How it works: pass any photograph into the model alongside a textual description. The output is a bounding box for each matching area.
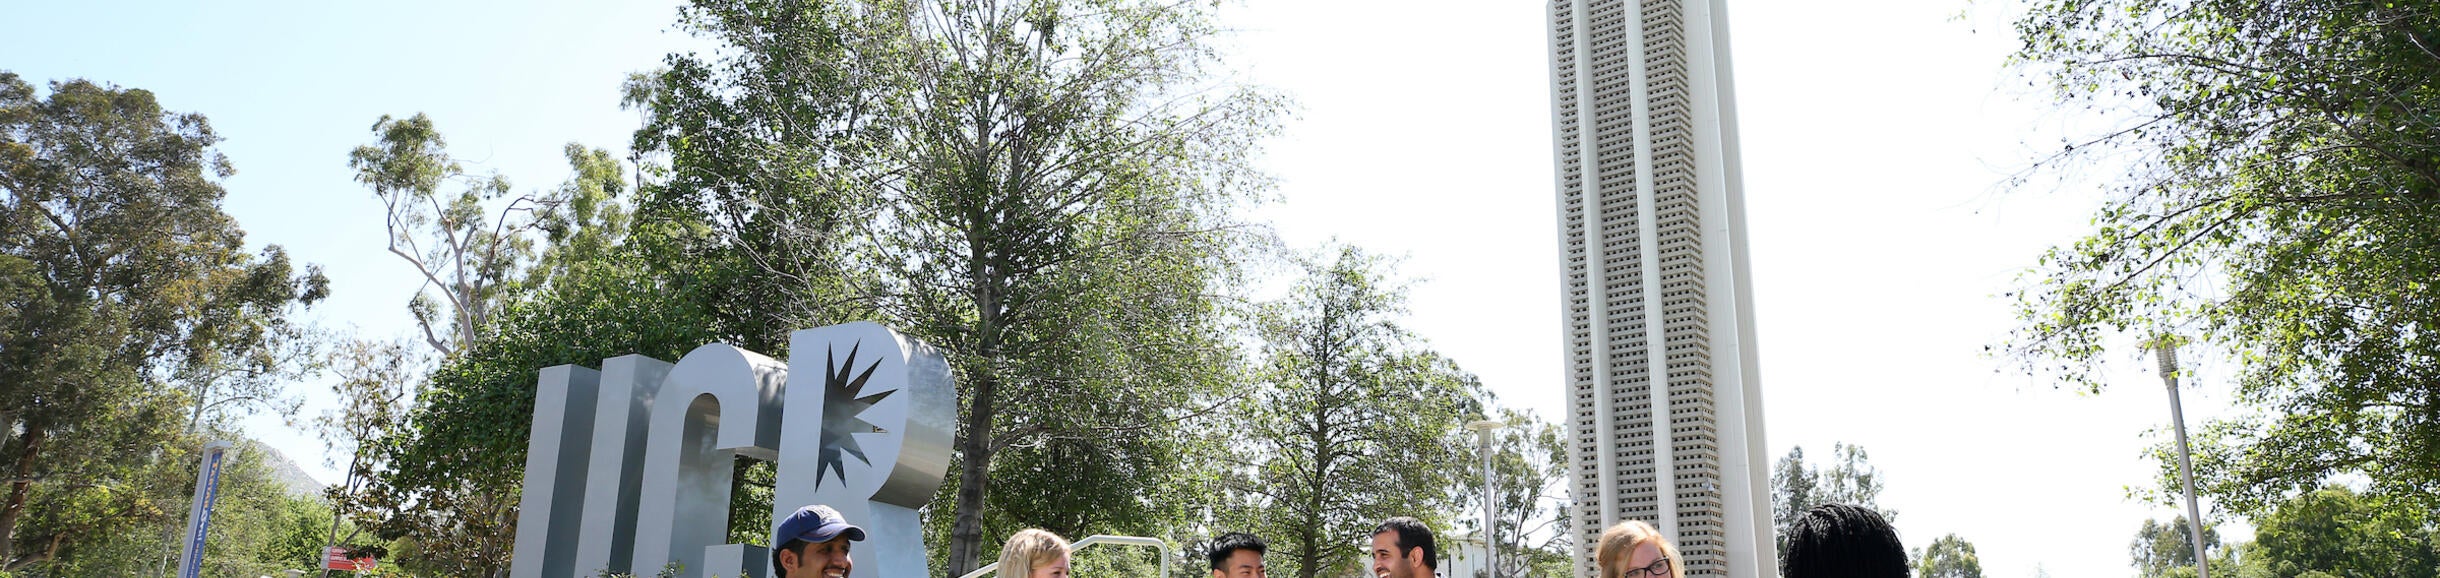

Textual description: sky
[3,1,2251,577]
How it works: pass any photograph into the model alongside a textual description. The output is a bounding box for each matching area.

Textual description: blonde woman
[996,528,1073,578]
[1595,521,1684,578]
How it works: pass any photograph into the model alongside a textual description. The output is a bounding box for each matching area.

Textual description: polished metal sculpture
[772,323,955,578]
[508,322,956,578]
[571,356,674,577]
[628,343,788,577]
[510,365,604,578]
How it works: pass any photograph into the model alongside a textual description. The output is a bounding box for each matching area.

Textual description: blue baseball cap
[775,504,867,546]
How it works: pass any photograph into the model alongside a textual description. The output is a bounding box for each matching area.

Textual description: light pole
[1467,419,1506,578]
[2154,338,2210,578]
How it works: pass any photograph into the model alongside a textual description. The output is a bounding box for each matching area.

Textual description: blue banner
[177,443,229,578]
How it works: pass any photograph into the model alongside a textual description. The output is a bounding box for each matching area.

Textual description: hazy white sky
[2,1,2249,576]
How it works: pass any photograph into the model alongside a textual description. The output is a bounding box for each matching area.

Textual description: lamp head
[2154,339,2179,379]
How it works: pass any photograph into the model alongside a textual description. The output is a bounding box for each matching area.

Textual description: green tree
[4,426,193,574]
[1771,447,1817,547]
[874,1,1276,571]
[2131,516,2219,578]
[1455,408,1571,578]
[364,227,714,578]
[197,444,333,577]
[1772,443,1895,550]
[2201,541,2252,578]
[1912,534,1984,578]
[267,488,344,575]
[317,337,424,577]
[626,0,934,566]
[173,318,325,433]
[347,118,681,576]
[631,1,1280,574]
[2247,486,2437,578]
[1239,246,1483,578]
[340,105,662,574]
[366,245,720,577]
[28,441,330,577]
[0,73,325,567]
[2002,0,2440,516]
[622,0,897,355]
[527,143,631,289]
[350,113,539,357]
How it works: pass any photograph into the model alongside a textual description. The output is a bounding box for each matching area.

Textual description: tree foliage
[2131,516,2219,578]
[1236,246,1483,578]
[623,0,898,355]
[1456,408,1572,578]
[2245,486,2437,578]
[194,445,335,577]
[2003,0,2440,516]
[1771,443,1895,551]
[0,72,325,569]
[632,0,1279,574]
[316,336,426,574]
[529,143,632,289]
[351,113,541,357]
[348,116,690,577]
[879,0,1276,571]
[362,243,721,577]
[27,443,333,578]
[1912,533,1983,578]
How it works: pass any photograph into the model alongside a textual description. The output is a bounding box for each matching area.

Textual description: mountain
[244,440,328,499]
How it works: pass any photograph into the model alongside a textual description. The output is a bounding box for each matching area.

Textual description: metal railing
[953,535,1169,578]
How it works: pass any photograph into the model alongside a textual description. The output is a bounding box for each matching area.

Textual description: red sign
[325,546,377,571]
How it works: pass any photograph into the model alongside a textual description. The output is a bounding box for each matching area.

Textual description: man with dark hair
[1781,504,1909,578]
[1369,517,1437,578]
[1208,532,1267,578]
[772,504,865,578]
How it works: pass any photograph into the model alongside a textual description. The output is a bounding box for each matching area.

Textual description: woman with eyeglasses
[1595,521,1684,578]
[995,528,1073,578]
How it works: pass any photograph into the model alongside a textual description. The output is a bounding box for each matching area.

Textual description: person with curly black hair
[1781,504,1909,578]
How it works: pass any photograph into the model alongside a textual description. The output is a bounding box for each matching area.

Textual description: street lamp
[2154,338,2211,578]
[1467,419,1506,578]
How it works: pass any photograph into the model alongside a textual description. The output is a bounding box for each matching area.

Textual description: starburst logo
[817,341,895,489]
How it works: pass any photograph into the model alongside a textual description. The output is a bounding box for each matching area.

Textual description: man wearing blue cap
[773,504,866,578]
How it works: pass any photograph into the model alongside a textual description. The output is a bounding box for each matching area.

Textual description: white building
[1440,534,1493,578]
[1544,1,1773,578]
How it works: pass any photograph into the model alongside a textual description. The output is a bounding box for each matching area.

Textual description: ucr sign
[508,322,955,578]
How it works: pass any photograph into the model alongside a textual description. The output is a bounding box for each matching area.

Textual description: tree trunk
[0,424,44,565]
[3,532,62,571]
[1298,526,1323,578]
[946,180,1007,576]
[945,369,1000,576]
[1300,426,1331,578]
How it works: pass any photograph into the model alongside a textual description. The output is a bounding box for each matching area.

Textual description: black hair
[1209,532,1267,571]
[1781,504,1909,578]
[1371,517,1438,570]
[772,539,809,578]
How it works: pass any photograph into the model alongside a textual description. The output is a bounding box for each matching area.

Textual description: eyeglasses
[1619,557,1671,578]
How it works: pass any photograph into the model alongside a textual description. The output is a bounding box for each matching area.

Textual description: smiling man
[1368,517,1437,578]
[1208,532,1267,578]
[773,504,865,578]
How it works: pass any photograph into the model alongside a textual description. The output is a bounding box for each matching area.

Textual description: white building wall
[1441,536,1493,578]
[1547,1,1771,577]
